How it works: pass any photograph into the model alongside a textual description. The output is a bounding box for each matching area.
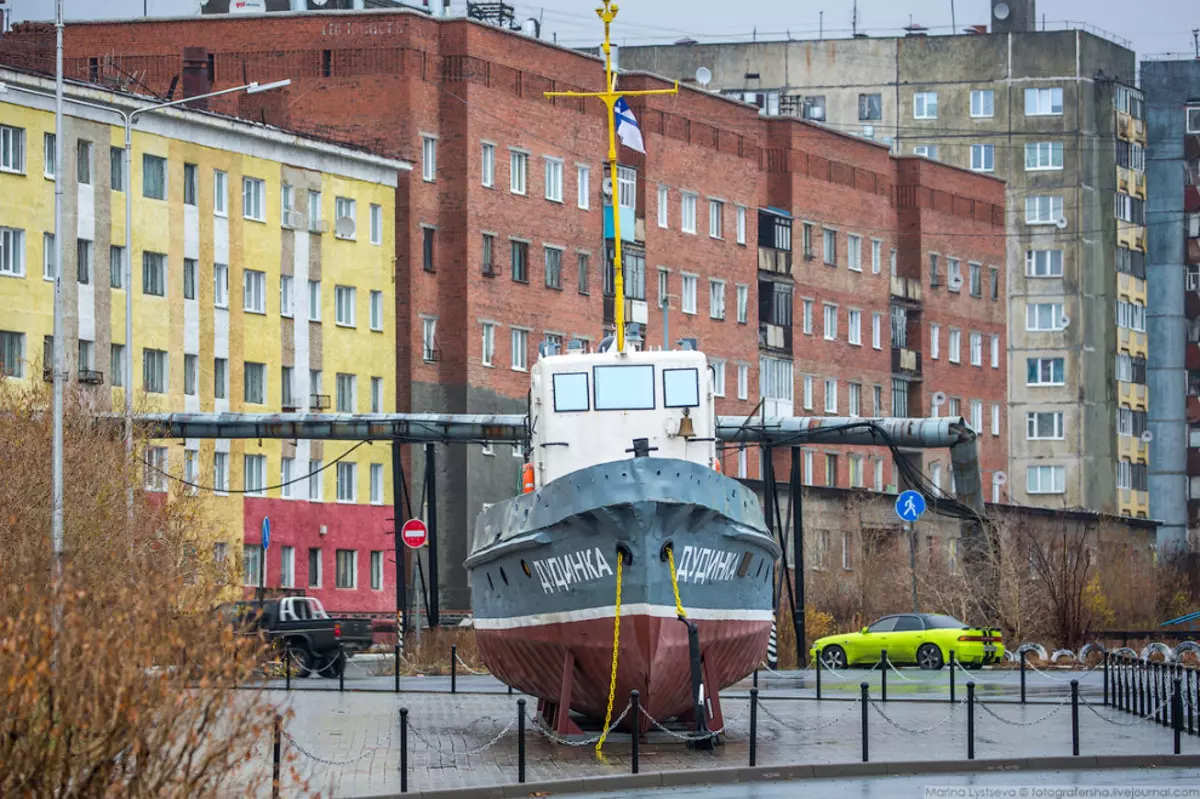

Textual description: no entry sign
[401,518,428,549]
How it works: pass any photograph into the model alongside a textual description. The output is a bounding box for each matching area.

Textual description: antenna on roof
[852,0,857,36]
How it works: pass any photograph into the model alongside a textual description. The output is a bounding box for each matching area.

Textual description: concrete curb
[365,753,1200,799]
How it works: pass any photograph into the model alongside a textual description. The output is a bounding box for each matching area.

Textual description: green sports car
[810,613,1005,670]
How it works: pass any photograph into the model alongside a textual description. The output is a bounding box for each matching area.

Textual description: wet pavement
[236,663,1200,798]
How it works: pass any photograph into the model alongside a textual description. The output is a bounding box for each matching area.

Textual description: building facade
[1142,58,1200,554]
[0,8,1007,613]
[616,0,1146,518]
[0,66,407,612]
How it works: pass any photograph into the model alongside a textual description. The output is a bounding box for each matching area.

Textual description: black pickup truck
[219,596,373,677]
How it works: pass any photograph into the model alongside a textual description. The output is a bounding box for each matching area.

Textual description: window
[848,382,861,417]
[307,189,322,231]
[369,203,383,245]
[421,135,437,181]
[1025,142,1064,170]
[577,165,590,209]
[824,378,838,413]
[183,353,197,396]
[110,343,124,386]
[281,457,295,499]
[281,366,294,408]
[913,91,938,119]
[422,318,437,362]
[214,358,227,399]
[873,385,883,416]
[510,150,528,194]
[801,298,813,335]
[308,460,322,502]
[75,139,92,185]
[681,274,697,314]
[335,285,356,326]
[871,240,882,274]
[1025,195,1063,225]
[308,548,322,588]
[213,452,229,494]
[364,376,380,415]
[930,323,940,359]
[712,359,726,397]
[280,183,295,225]
[106,146,125,192]
[802,223,814,259]
[140,251,165,296]
[0,228,25,277]
[823,303,837,340]
[1114,193,1146,225]
[511,240,528,283]
[1027,249,1063,277]
[0,331,24,378]
[681,192,697,234]
[823,229,837,265]
[369,463,384,505]
[991,335,1000,368]
[0,125,25,173]
[709,280,726,320]
[366,289,383,331]
[336,372,357,412]
[970,144,994,172]
[244,454,266,496]
[244,362,265,404]
[334,197,357,239]
[1188,107,1200,135]
[708,200,724,239]
[142,348,167,393]
[1027,357,1065,386]
[73,239,91,285]
[737,363,748,400]
[913,145,939,160]
[545,247,562,289]
[847,234,862,272]
[930,253,941,287]
[43,133,56,179]
[336,550,358,588]
[242,545,262,586]
[800,374,813,410]
[848,309,862,346]
[244,270,265,313]
[238,177,265,221]
[859,93,882,121]
[824,454,838,487]
[989,267,1000,300]
[616,166,636,209]
[1027,465,1065,494]
[544,157,563,202]
[179,163,200,207]
[969,399,983,432]
[278,275,294,318]
[970,89,994,118]
[481,142,495,187]
[1025,87,1064,116]
[948,259,962,292]
[214,264,229,308]
[1027,411,1064,440]
[480,322,496,367]
[871,313,882,349]
[213,169,227,215]
[948,328,961,363]
[578,252,590,294]
[511,328,528,371]
[363,550,382,591]
[657,185,668,228]
[179,257,196,300]
[891,378,909,416]
[969,332,982,366]
[336,462,357,502]
[736,206,746,245]
[1027,302,1065,331]
[281,547,295,588]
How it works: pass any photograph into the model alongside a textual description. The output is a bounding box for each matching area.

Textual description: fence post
[966,681,975,761]
[451,644,458,694]
[949,650,956,704]
[1188,669,1195,735]
[881,650,888,702]
[1070,679,1080,756]
[394,643,400,693]
[753,668,759,688]
[285,642,291,692]
[749,687,759,767]
[1103,652,1109,707]
[860,681,869,763]
[1153,662,1161,725]
[338,644,345,693]
[815,654,822,700]
[399,707,409,794]
[1020,650,1026,704]
[517,697,527,783]
[1174,678,1183,755]
[630,690,640,775]
[508,684,514,695]
[271,713,282,799]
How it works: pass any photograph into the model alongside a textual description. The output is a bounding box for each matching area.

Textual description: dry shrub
[400,626,484,674]
[0,379,300,797]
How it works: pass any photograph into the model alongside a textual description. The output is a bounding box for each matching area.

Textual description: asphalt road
[569,767,1200,798]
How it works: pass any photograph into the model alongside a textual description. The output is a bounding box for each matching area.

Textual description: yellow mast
[545,2,678,353]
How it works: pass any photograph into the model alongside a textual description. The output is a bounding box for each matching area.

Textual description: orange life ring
[522,463,535,493]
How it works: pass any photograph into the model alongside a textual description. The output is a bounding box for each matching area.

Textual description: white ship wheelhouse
[528,346,717,488]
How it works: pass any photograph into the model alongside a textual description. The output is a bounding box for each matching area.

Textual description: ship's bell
[677,409,696,439]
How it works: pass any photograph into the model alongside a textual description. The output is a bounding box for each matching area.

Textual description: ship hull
[466,457,780,732]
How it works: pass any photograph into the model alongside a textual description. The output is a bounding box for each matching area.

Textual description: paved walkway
[236,669,1199,798]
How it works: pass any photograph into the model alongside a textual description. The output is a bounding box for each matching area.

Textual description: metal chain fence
[757,694,862,733]
[975,696,1071,727]
[869,697,965,735]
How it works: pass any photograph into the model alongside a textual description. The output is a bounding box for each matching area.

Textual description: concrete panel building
[1141,58,1200,554]
[616,1,1147,519]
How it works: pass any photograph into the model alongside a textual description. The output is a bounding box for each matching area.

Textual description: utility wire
[142,440,371,494]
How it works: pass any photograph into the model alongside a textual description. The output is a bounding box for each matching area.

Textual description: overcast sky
[8,0,1198,62]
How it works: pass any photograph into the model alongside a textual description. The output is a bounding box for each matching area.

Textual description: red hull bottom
[477,615,770,733]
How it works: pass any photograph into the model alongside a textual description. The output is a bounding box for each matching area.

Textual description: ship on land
[465,339,781,736]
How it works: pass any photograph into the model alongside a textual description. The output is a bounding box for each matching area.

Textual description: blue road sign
[262,516,271,550]
[894,490,926,523]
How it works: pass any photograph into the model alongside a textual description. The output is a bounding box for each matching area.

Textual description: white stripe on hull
[473,603,774,631]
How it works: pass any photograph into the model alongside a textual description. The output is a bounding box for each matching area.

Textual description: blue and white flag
[614,97,645,154]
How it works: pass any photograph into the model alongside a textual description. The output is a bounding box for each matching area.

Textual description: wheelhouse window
[552,372,590,412]
[593,364,654,411]
[663,368,700,408]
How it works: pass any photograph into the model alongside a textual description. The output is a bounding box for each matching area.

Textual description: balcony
[1117,221,1147,252]
[1190,395,1200,423]
[309,393,331,411]
[758,247,793,276]
[1186,184,1200,214]
[758,321,793,353]
[1188,239,1200,265]
[1190,342,1200,371]
[1118,380,1148,410]
[77,368,104,385]
[890,275,922,304]
[1118,433,1149,463]
[1118,488,1149,518]
[891,347,922,376]
[1190,449,1200,476]
[603,295,615,324]
[1118,327,1148,356]
[1117,271,1146,303]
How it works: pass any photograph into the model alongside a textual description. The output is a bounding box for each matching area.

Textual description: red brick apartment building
[0,10,1007,613]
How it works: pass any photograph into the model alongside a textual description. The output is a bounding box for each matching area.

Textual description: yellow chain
[666,546,687,620]
[595,553,623,759]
